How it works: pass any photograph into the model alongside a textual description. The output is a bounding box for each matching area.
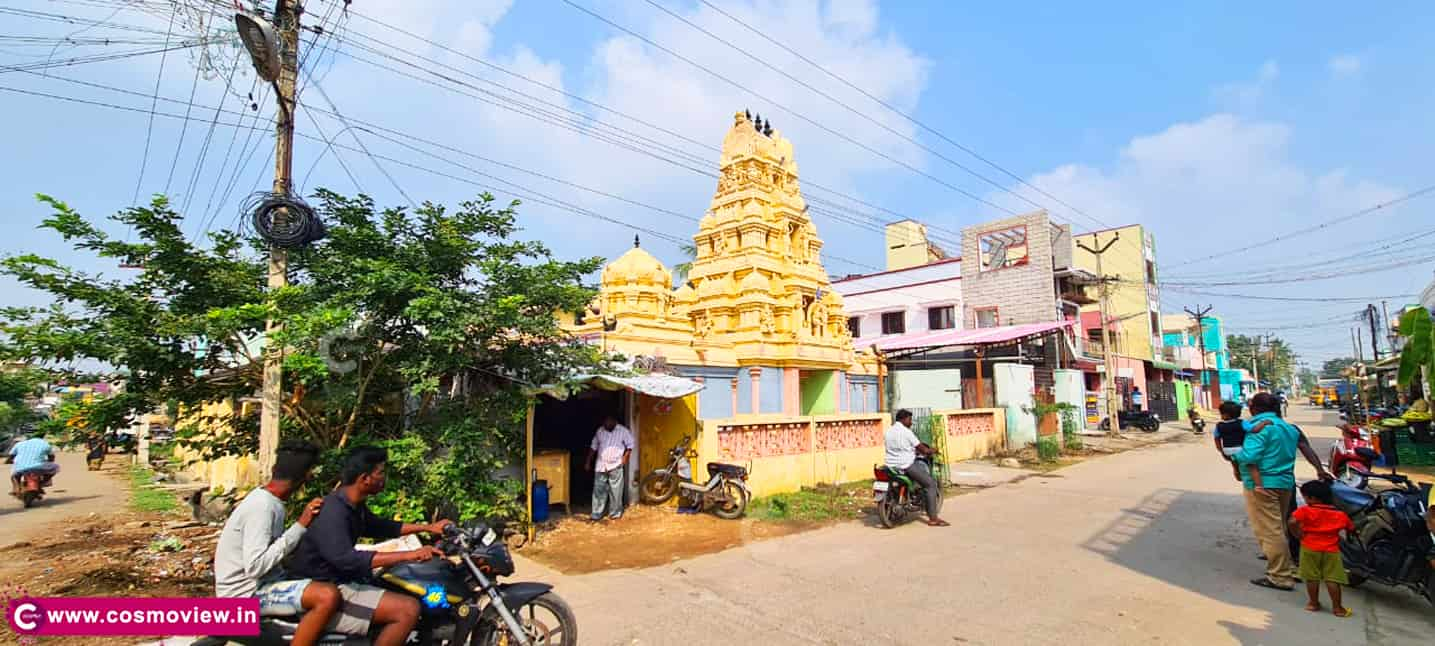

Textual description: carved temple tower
[567,111,879,418]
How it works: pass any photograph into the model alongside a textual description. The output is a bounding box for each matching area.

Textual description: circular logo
[318,325,361,375]
[9,600,42,634]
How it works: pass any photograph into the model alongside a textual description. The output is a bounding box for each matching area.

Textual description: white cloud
[1005,113,1400,259]
[1329,54,1362,78]
[310,0,930,273]
[1211,59,1279,109]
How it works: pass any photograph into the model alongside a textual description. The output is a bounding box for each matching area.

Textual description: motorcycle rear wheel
[1142,421,1160,433]
[639,472,679,504]
[877,490,905,528]
[21,491,38,508]
[711,481,748,520]
[472,592,577,646]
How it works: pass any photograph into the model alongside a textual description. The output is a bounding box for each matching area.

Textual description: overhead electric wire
[1165,225,1435,281]
[643,0,1101,232]
[128,2,176,208]
[1169,184,1435,267]
[320,32,960,249]
[162,46,205,195]
[179,53,243,223]
[692,0,1108,232]
[560,0,1016,218]
[312,0,962,249]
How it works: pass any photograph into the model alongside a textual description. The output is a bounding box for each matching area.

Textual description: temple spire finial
[634,234,641,248]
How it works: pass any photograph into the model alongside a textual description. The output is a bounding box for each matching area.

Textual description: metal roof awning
[526,373,704,401]
[1150,359,1180,371]
[856,320,1076,354]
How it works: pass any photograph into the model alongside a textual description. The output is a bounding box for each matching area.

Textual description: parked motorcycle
[638,436,696,504]
[872,454,943,528]
[638,436,751,519]
[1330,473,1435,606]
[195,523,576,646]
[1098,410,1161,433]
[1329,425,1377,488]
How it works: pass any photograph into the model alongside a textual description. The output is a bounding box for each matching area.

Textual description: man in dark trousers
[286,447,453,646]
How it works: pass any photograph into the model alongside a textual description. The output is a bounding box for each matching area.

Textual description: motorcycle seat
[1331,482,1375,512]
[706,462,747,478]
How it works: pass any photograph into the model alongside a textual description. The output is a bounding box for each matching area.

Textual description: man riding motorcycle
[884,410,948,527]
[284,447,454,646]
[6,435,58,498]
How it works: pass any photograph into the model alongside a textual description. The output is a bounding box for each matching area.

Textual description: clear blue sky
[4,0,1433,368]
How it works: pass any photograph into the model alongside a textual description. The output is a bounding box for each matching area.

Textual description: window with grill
[847,317,861,338]
[927,305,956,330]
[881,311,905,335]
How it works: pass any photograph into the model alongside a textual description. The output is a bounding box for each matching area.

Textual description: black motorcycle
[1330,473,1435,606]
[196,523,575,645]
[1098,410,1161,433]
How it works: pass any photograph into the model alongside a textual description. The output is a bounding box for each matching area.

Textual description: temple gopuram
[545,111,886,499]
[569,110,879,416]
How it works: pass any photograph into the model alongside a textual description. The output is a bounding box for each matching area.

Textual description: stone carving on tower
[565,111,872,371]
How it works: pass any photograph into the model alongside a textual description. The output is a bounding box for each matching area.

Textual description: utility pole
[1077,233,1121,435]
[1185,305,1219,408]
[1250,334,1262,394]
[257,0,300,480]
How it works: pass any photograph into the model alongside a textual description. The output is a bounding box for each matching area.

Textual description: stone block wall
[961,211,1058,327]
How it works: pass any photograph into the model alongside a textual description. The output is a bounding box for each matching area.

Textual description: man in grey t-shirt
[214,442,338,646]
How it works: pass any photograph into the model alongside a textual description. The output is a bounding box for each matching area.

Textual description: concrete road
[525,406,1434,645]
[0,451,125,542]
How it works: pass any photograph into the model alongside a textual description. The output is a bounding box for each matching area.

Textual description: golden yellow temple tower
[568,111,878,419]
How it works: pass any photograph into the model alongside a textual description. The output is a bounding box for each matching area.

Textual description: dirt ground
[0,464,211,646]
[520,503,817,574]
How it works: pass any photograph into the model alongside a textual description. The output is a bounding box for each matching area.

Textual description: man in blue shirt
[7,436,57,498]
[1233,393,1301,590]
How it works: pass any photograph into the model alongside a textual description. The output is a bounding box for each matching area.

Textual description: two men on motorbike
[884,410,948,527]
[215,444,453,646]
[6,435,57,498]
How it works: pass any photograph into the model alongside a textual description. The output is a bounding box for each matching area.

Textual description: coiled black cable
[242,191,326,248]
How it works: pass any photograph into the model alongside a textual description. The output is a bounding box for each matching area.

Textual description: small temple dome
[699,212,717,229]
[602,242,671,289]
[739,271,771,293]
[673,283,697,303]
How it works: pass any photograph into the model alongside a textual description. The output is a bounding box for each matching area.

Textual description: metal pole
[1186,305,1218,408]
[258,0,300,481]
[1077,233,1121,435]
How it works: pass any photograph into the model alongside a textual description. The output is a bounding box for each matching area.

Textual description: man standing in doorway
[1130,386,1145,412]
[586,414,634,522]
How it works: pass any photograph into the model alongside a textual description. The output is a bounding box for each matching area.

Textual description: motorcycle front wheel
[472,592,577,646]
[639,471,680,504]
[711,480,748,520]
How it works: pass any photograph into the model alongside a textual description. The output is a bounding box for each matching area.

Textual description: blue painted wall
[760,367,784,414]
[849,376,879,413]
[674,365,739,420]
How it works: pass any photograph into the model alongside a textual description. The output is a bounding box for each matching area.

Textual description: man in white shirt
[586,414,634,521]
[884,410,948,527]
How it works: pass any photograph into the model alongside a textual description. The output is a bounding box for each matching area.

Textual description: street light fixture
[234,12,280,82]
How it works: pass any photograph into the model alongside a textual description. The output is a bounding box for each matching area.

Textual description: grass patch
[749,480,874,523]
[128,465,179,513]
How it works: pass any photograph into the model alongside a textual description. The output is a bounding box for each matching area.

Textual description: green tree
[1396,308,1434,391]
[2,191,609,521]
[1321,357,1358,379]
[0,368,46,433]
[672,243,698,286]
[1227,334,1296,388]
[1297,367,1318,393]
